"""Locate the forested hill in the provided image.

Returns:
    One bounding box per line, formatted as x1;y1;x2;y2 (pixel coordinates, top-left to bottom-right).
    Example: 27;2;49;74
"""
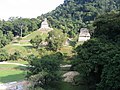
37;0;120;37
0;0;120;47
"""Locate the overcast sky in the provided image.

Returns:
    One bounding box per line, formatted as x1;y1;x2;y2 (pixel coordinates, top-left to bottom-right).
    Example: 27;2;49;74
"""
0;0;64;20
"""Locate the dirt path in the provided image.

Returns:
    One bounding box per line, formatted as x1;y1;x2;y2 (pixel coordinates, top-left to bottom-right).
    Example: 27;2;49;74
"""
0;62;71;68
0;62;27;67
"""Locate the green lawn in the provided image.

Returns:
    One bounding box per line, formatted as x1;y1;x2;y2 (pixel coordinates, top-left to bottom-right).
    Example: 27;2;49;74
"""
0;64;26;83
22;30;48;41
4;43;39;56
60;46;73;56
4;44;28;55
3;30;48;56
7;60;28;65
60;46;74;64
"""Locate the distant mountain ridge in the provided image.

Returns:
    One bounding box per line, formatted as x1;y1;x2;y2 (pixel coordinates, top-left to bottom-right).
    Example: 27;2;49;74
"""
37;0;120;37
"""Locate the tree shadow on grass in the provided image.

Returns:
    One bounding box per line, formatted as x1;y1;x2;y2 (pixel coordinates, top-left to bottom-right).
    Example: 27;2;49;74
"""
0;72;26;83
0;65;27;83
56;82;88;90
34;82;88;90
14;65;27;71
23;46;35;54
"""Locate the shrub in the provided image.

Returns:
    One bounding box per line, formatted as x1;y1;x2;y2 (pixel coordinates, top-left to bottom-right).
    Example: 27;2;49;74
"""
0;49;9;61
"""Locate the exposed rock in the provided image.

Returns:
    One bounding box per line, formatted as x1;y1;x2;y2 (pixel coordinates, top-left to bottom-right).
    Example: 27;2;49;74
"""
62;71;79;83
0;81;30;90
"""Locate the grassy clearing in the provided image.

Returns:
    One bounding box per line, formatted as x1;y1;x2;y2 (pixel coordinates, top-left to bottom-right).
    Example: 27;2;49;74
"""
60;46;74;64
22;30;48;41
3;30;49;56
4;43;39;56
7;60;28;65
60;46;73;56
4;44;28;55
0;64;26;83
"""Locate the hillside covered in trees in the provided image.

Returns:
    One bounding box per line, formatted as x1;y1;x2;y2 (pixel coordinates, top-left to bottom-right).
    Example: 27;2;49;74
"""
0;0;120;44
0;0;120;90
38;0;120;37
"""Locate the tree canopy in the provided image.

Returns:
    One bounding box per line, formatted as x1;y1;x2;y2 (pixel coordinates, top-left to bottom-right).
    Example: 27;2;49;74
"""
30;35;43;49
27;52;63;89
72;12;120;90
37;0;120;36
46;29;67;51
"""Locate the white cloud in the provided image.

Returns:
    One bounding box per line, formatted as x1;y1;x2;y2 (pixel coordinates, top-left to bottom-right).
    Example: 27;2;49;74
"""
0;0;64;20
